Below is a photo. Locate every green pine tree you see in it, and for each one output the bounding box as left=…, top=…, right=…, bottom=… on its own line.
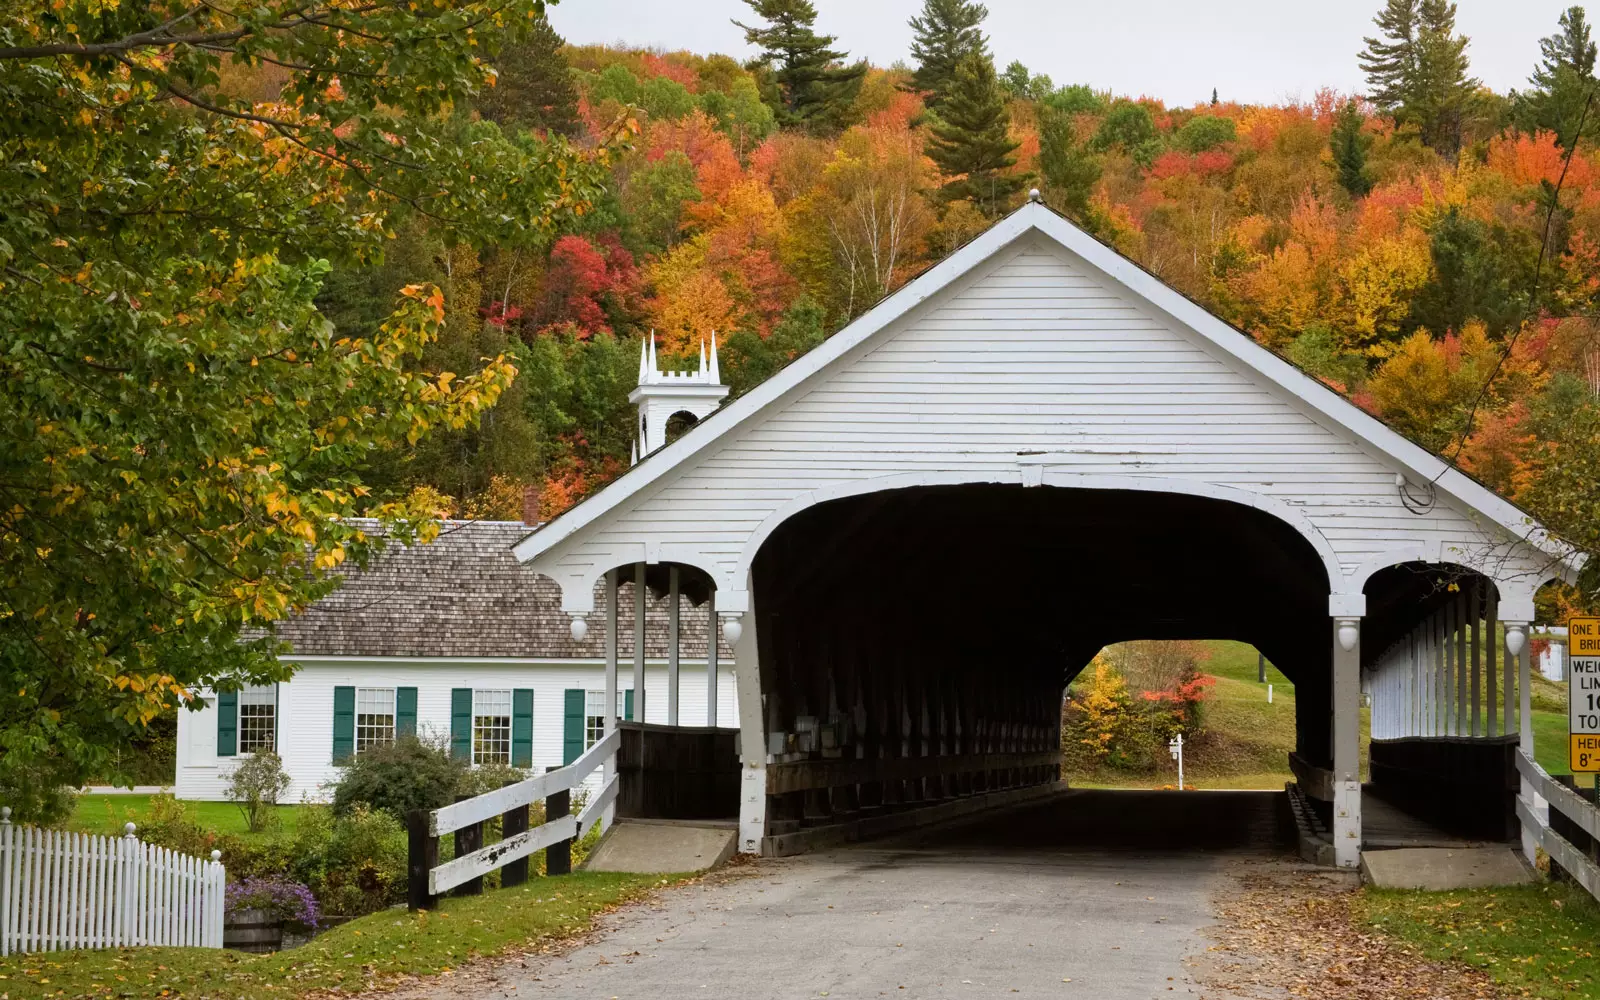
left=1533, top=5, right=1598, bottom=90
left=927, top=53, right=1026, bottom=218
left=1516, top=6, right=1598, bottom=149
left=735, top=0, right=867, bottom=132
left=906, top=0, right=991, bottom=111
left=473, top=11, right=581, bottom=138
left=1038, top=106, right=1102, bottom=220
left=1330, top=100, right=1375, bottom=198
left=1358, top=0, right=1422, bottom=116
left=1357, top=0, right=1477, bottom=158
left=1410, top=0, right=1478, bottom=158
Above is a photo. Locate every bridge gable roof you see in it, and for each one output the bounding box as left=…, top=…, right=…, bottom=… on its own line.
left=513, top=201, right=1581, bottom=601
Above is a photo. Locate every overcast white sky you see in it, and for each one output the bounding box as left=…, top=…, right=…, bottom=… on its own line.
left=547, top=0, right=1584, bottom=107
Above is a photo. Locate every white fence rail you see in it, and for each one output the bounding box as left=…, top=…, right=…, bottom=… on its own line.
left=1515, top=751, right=1600, bottom=902
left=0, top=810, right=225, bottom=955
left=416, top=727, right=620, bottom=901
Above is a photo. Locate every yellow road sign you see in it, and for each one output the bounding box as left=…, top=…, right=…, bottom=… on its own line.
left=1571, top=617, right=1600, bottom=774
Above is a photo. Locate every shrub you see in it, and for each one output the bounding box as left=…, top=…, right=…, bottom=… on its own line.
left=330, top=733, right=466, bottom=820
left=225, top=877, right=321, bottom=930
left=0, top=758, right=76, bottom=826
left=227, top=752, right=291, bottom=832
left=291, top=804, right=408, bottom=915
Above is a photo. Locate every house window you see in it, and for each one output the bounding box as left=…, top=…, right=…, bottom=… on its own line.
left=356, top=687, right=396, bottom=754
left=584, top=690, right=627, bottom=749
left=237, top=685, right=277, bottom=754
left=473, top=689, right=513, bottom=765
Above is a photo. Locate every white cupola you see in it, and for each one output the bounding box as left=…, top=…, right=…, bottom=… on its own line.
left=628, top=333, right=729, bottom=462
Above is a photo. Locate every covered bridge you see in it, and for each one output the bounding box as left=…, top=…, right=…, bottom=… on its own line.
left=513, top=197, right=1584, bottom=868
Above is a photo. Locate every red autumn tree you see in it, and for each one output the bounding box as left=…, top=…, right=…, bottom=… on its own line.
left=532, top=233, right=642, bottom=338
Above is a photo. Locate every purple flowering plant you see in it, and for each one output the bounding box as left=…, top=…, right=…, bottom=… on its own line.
left=225, top=876, right=321, bottom=930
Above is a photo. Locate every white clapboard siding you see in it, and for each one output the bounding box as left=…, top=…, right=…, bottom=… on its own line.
left=542, top=235, right=1548, bottom=600
left=0, top=811, right=224, bottom=955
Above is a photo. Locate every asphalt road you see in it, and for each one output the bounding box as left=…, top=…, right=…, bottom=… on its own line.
left=408, top=792, right=1281, bottom=1000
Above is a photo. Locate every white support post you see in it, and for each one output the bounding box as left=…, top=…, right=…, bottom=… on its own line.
left=1507, top=621, right=1536, bottom=863
left=706, top=586, right=719, bottom=728
left=667, top=566, right=680, bottom=727
left=731, top=594, right=766, bottom=855
left=634, top=562, right=647, bottom=724
left=603, top=569, right=619, bottom=832
left=1333, top=616, right=1363, bottom=869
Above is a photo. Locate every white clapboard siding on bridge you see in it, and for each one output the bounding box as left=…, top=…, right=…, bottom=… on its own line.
left=0, top=814, right=224, bottom=954
left=548, top=233, right=1538, bottom=594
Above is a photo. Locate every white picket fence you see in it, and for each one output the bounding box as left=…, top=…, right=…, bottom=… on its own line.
left=0, top=808, right=225, bottom=955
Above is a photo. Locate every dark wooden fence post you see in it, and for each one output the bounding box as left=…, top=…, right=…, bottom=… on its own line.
left=406, top=809, right=438, bottom=911
left=546, top=765, right=572, bottom=876
left=501, top=800, right=530, bottom=888
left=452, top=795, right=484, bottom=896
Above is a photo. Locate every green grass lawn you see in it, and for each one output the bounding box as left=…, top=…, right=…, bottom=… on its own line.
left=1200, top=640, right=1296, bottom=691
left=1358, top=881, right=1600, bottom=999
left=66, top=795, right=306, bottom=841
left=0, top=871, right=683, bottom=999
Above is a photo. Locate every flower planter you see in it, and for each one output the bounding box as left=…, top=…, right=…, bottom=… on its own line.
left=223, top=908, right=282, bottom=953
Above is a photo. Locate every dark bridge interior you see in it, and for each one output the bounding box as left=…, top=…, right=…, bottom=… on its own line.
left=748, top=484, right=1339, bottom=839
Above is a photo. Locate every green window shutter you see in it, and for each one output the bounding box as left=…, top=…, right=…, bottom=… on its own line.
left=450, top=688, right=473, bottom=760
left=624, top=688, right=634, bottom=722
left=332, top=686, right=355, bottom=763
left=396, top=687, right=418, bottom=738
left=512, top=689, right=534, bottom=768
left=562, top=689, right=585, bottom=765
left=216, top=690, right=238, bottom=757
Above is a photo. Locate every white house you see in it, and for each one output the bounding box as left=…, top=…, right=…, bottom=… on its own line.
left=174, top=350, right=739, bottom=803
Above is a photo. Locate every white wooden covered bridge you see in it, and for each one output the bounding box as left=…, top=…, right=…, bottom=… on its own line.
left=505, top=197, right=1584, bottom=871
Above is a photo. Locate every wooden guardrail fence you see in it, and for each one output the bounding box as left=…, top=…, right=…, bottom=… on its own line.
left=407, top=728, right=619, bottom=909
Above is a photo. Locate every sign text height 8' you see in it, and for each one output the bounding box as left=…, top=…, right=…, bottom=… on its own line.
left=1571, top=617, right=1600, bottom=774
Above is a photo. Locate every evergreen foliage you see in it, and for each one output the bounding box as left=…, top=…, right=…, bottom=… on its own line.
left=1533, top=5, right=1599, bottom=90
left=1358, top=0, right=1478, bottom=158
left=926, top=53, right=1025, bottom=217
left=1330, top=100, right=1375, bottom=197
left=473, top=11, right=582, bottom=138
left=1516, top=6, right=1599, bottom=150
left=906, top=0, right=991, bottom=111
left=735, top=0, right=866, bottom=132
left=1038, top=107, right=1103, bottom=219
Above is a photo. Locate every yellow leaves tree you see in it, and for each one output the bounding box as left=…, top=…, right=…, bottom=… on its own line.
left=1337, top=234, right=1433, bottom=356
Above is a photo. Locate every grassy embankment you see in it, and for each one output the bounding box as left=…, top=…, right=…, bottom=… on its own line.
left=1068, top=639, right=1576, bottom=789
left=1358, top=881, right=1600, bottom=1000
left=0, top=871, right=683, bottom=999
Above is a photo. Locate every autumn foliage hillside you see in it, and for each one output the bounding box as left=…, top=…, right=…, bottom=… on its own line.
left=320, top=10, right=1600, bottom=616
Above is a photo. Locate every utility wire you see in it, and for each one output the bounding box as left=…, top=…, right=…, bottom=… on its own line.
left=1436, top=92, right=1593, bottom=475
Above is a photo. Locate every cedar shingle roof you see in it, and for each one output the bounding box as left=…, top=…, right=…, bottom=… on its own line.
left=270, top=520, right=724, bottom=660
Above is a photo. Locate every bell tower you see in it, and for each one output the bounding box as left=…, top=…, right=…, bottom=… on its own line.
left=628, top=334, right=730, bottom=462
